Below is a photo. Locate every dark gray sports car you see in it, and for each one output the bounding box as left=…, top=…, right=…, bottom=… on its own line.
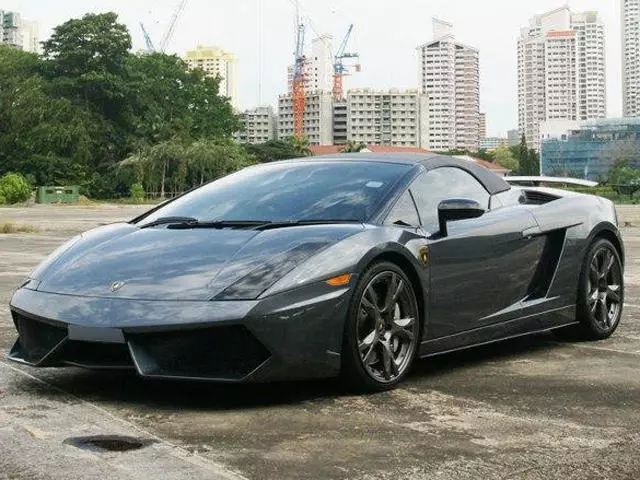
left=8, top=153, right=624, bottom=390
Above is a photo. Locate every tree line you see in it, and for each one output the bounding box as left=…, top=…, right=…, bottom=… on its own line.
left=0, top=12, right=310, bottom=199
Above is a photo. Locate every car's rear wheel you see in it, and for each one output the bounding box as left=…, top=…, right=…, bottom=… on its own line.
left=566, top=238, right=624, bottom=340
left=341, top=262, right=420, bottom=392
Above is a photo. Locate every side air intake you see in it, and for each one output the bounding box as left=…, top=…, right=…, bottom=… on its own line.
left=520, top=190, right=560, bottom=205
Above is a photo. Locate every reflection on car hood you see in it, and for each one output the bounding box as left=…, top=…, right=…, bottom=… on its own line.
left=33, top=222, right=363, bottom=300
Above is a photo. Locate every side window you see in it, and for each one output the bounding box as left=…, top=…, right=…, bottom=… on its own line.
left=410, top=167, right=490, bottom=232
left=385, top=191, right=420, bottom=226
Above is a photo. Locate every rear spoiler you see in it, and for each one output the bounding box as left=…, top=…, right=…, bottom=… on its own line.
left=505, top=176, right=598, bottom=188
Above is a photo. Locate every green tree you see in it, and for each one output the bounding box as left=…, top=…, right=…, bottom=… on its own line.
left=0, top=173, right=32, bottom=204
left=127, top=53, right=240, bottom=144
left=516, top=133, right=529, bottom=175
left=129, top=183, right=145, bottom=201
left=608, top=159, right=640, bottom=197
left=0, top=14, right=243, bottom=199
left=609, top=159, right=640, bottom=184
left=41, top=12, right=134, bottom=174
left=492, top=144, right=519, bottom=172
left=341, top=140, right=367, bottom=153
left=187, top=139, right=254, bottom=185
left=245, top=140, right=299, bottom=163
left=528, top=148, right=540, bottom=176
left=474, top=148, right=493, bottom=162
left=0, top=46, right=94, bottom=184
left=288, top=136, right=312, bottom=157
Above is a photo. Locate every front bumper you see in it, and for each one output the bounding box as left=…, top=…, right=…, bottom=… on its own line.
left=7, top=284, right=352, bottom=382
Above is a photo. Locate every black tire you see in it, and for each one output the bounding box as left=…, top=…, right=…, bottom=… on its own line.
left=559, top=238, right=624, bottom=340
left=341, top=261, right=421, bottom=392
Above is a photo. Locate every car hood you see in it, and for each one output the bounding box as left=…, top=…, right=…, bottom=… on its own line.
left=31, top=222, right=363, bottom=300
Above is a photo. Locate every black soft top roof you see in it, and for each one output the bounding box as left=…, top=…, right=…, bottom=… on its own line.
left=278, top=152, right=511, bottom=195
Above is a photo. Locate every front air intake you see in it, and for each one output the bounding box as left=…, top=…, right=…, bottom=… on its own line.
left=127, top=326, right=271, bottom=380
left=10, top=311, right=67, bottom=365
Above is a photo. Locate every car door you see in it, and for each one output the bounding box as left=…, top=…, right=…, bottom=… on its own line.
left=410, top=167, right=542, bottom=338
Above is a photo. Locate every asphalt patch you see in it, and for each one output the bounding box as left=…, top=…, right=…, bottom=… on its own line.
left=63, top=435, right=155, bottom=453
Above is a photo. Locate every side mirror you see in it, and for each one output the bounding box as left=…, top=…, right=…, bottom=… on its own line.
left=437, top=198, right=484, bottom=237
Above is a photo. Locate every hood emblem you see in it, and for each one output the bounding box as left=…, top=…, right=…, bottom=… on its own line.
left=110, top=281, right=126, bottom=292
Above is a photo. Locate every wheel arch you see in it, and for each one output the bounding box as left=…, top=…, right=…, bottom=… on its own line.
left=587, top=222, right=625, bottom=266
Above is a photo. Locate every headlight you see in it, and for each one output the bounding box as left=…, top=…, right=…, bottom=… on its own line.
left=213, top=242, right=328, bottom=300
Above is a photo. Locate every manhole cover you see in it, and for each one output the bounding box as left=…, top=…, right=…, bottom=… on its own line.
left=63, top=435, right=154, bottom=452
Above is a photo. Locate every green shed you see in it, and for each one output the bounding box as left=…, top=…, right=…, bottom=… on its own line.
left=36, top=186, right=80, bottom=204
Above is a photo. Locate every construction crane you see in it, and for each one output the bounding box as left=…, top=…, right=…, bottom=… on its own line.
left=139, top=22, right=155, bottom=54
left=159, top=0, right=188, bottom=53
left=333, top=24, right=360, bottom=100
left=292, top=0, right=306, bottom=138
left=140, top=1, right=188, bottom=54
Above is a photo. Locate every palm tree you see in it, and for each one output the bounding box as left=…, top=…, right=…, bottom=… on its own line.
left=120, top=140, right=185, bottom=198
left=341, top=140, right=367, bottom=153
left=289, top=135, right=312, bottom=157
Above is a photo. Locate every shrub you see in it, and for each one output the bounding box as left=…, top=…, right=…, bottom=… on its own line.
left=0, top=173, right=32, bottom=204
left=129, top=183, right=145, bottom=201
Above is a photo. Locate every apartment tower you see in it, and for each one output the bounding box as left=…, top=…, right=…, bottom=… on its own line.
left=184, top=45, right=238, bottom=109
left=518, top=7, right=606, bottom=149
left=622, top=0, right=640, bottom=116
left=418, top=19, right=480, bottom=151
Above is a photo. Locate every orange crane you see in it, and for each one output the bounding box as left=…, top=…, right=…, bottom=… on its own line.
left=292, top=1, right=306, bottom=137
left=333, top=24, right=360, bottom=100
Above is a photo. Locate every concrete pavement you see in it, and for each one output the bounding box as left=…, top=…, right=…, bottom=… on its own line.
left=1, top=204, right=639, bottom=480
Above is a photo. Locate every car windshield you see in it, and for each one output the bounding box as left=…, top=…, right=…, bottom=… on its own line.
left=137, top=161, right=411, bottom=226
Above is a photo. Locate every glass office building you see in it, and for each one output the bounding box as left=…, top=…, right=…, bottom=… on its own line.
left=541, top=118, right=640, bottom=180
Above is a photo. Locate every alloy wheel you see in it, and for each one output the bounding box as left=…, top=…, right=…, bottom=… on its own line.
left=587, top=245, right=623, bottom=330
left=356, top=271, right=418, bottom=383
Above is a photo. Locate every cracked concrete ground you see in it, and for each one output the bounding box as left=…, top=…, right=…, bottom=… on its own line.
left=0, top=204, right=639, bottom=480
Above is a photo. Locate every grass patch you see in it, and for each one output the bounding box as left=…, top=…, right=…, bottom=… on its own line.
left=0, top=221, right=40, bottom=234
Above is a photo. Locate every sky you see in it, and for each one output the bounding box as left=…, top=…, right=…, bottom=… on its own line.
left=9, top=1, right=622, bottom=137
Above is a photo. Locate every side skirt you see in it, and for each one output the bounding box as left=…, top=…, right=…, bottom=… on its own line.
left=419, top=305, right=576, bottom=358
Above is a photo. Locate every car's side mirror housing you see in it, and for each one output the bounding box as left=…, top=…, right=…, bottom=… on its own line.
left=437, top=198, right=484, bottom=237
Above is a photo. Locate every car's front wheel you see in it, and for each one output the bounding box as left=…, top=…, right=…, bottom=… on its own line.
left=341, top=262, right=420, bottom=392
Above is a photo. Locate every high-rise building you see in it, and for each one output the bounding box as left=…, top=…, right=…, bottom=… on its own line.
left=346, top=89, right=428, bottom=148
left=622, top=0, right=640, bottom=116
left=278, top=91, right=334, bottom=145
left=0, top=11, right=39, bottom=53
left=0, top=10, right=21, bottom=48
left=418, top=19, right=480, bottom=151
left=287, top=35, right=334, bottom=94
left=237, top=106, right=277, bottom=144
left=184, top=45, right=238, bottom=108
left=20, top=19, right=39, bottom=53
left=479, top=113, right=487, bottom=141
left=518, top=7, right=606, bottom=150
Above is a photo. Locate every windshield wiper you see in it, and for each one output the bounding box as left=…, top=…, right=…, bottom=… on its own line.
left=253, top=219, right=362, bottom=231
left=139, top=216, right=198, bottom=229
left=167, top=220, right=270, bottom=230
left=140, top=218, right=362, bottom=231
